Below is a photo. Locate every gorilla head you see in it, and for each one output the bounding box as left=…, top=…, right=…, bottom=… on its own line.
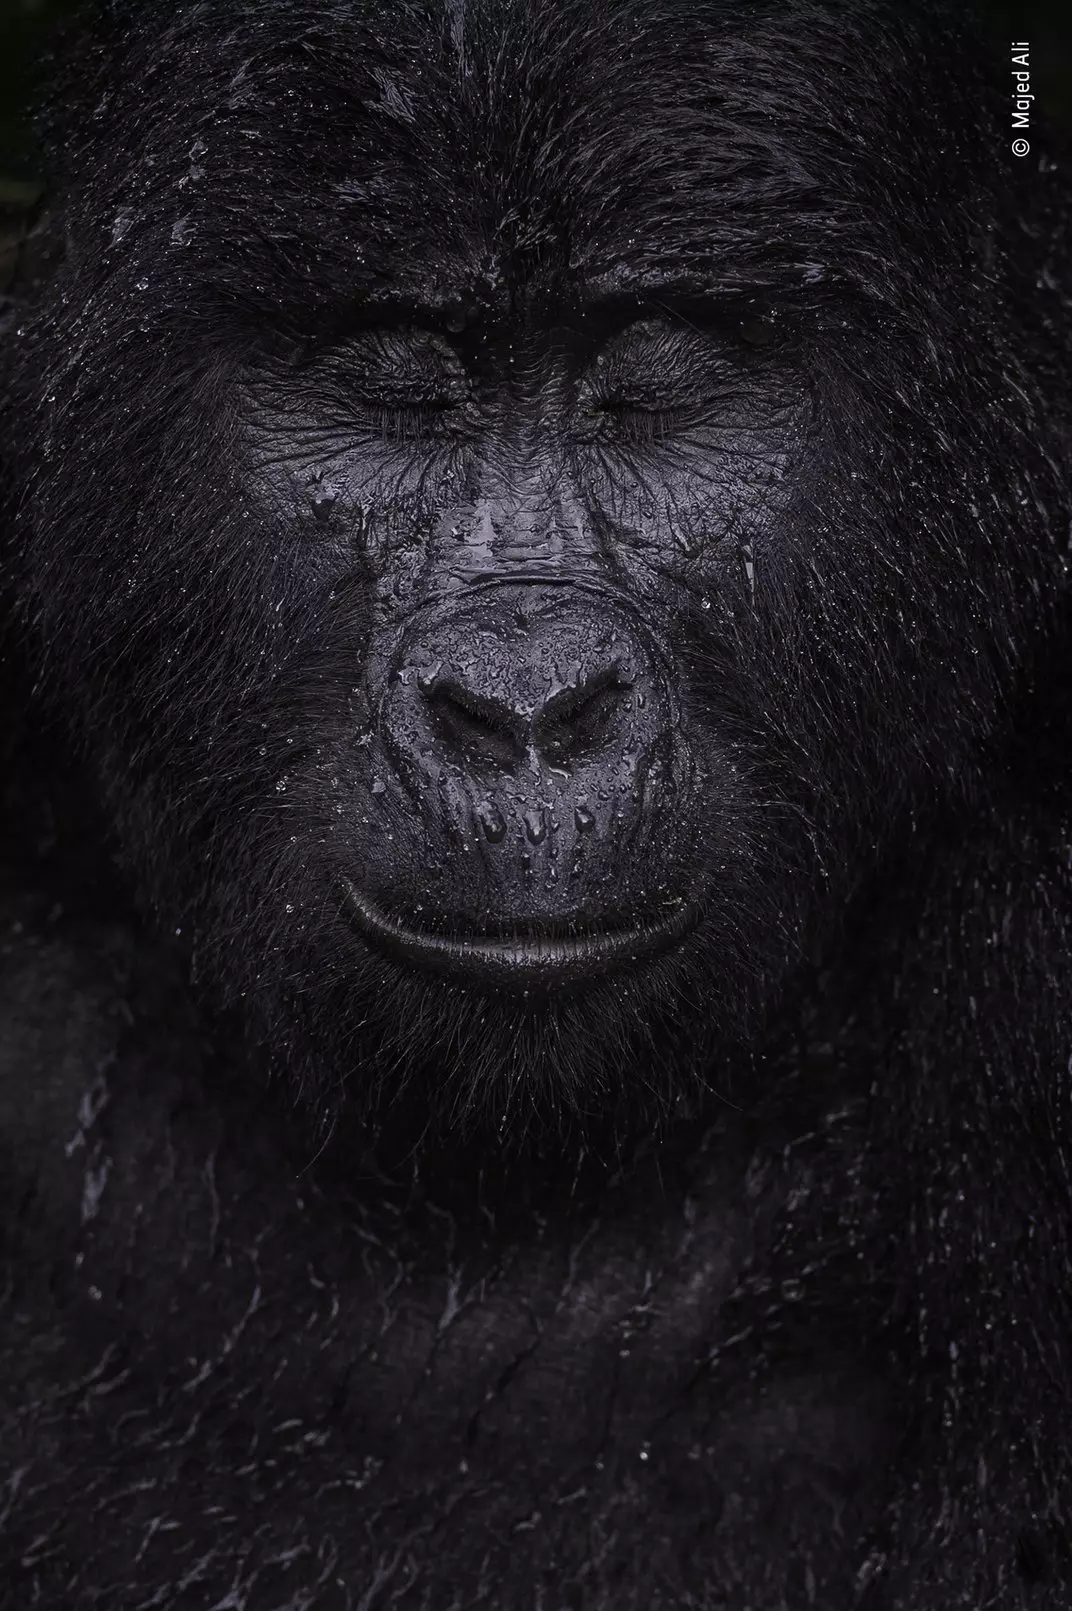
left=3, top=0, right=1064, bottom=1142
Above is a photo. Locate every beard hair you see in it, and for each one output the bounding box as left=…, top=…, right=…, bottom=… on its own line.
left=211, top=825, right=809, bottom=1175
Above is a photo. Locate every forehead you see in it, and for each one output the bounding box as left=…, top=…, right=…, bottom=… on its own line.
left=85, top=0, right=931, bottom=317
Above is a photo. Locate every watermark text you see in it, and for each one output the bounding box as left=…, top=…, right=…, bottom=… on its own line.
left=1011, top=42, right=1031, bottom=156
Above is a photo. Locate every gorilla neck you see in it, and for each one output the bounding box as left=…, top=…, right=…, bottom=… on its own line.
left=0, top=875, right=894, bottom=1600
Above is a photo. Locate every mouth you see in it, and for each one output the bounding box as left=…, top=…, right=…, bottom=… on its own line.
left=340, top=881, right=701, bottom=990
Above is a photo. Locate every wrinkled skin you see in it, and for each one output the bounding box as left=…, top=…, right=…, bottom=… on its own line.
left=1, top=1, right=1072, bottom=1607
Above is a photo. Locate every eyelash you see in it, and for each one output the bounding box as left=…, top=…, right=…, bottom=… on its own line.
left=583, top=309, right=791, bottom=440
left=591, top=402, right=711, bottom=448
left=364, top=400, right=460, bottom=441
left=294, top=361, right=466, bottom=439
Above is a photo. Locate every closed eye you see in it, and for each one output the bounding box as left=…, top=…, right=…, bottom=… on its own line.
left=288, top=326, right=470, bottom=439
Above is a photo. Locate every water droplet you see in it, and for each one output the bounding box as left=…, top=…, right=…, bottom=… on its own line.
left=574, top=803, right=595, bottom=833
left=477, top=801, right=506, bottom=843
left=674, top=521, right=701, bottom=557
left=310, top=481, right=339, bottom=522
left=110, top=207, right=134, bottom=246
left=524, top=808, right=546, bottom=844
left=739, top=542, right=755, bottom=595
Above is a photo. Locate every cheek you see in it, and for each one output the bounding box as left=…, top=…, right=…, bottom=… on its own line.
left=571, top=415, right=803, bottom=595
left=241, top=399, right=473, bottom=581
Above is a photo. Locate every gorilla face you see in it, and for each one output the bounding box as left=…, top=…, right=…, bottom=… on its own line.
left=4, top=1, right=1050, bottom=1135
left=245, top=302, right=799, bottom=993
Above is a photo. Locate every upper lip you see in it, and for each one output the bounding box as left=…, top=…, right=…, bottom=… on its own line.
left=341, top=881, right=700, bottom=990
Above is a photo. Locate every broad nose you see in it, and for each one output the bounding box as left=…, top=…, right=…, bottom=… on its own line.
left=384, top=590, right=665, bottom=776
left=428, top=657, right=631, bottom=768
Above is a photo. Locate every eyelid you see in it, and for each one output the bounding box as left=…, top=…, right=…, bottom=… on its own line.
left=299, top=323, right=464, bottom=370
left=594, top=300, right=782, bottom=356
left=585, top=300, right=789, bottom=404
left=583, top=322, right=716, bottom=410
left=308, top=327, right=471, bottom=407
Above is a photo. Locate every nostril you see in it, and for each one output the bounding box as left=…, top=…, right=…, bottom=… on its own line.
left=546, top=668, right=625, bottom=726
left=427, top=678, right=525, bottom=761
left=536, top=668, right=628, bottom=758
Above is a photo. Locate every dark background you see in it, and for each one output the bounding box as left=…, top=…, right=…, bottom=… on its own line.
left=0, top=0, right=1070, bottom=199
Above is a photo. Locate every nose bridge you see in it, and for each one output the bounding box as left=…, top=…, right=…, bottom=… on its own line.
left=438, top=453, right=601, bottom=576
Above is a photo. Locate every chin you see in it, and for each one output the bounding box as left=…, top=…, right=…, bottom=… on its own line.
left=228, top=872, right=770, bottom=1158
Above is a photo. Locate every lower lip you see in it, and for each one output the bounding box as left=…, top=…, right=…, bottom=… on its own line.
left=340, top=882, right=700, bottom=990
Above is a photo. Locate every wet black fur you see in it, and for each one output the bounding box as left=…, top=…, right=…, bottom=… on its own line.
left=2, top=2, right=1072, bottom=1607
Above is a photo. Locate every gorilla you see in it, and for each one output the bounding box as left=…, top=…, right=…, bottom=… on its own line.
left=1, top=0, right=1071, bottom=1606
